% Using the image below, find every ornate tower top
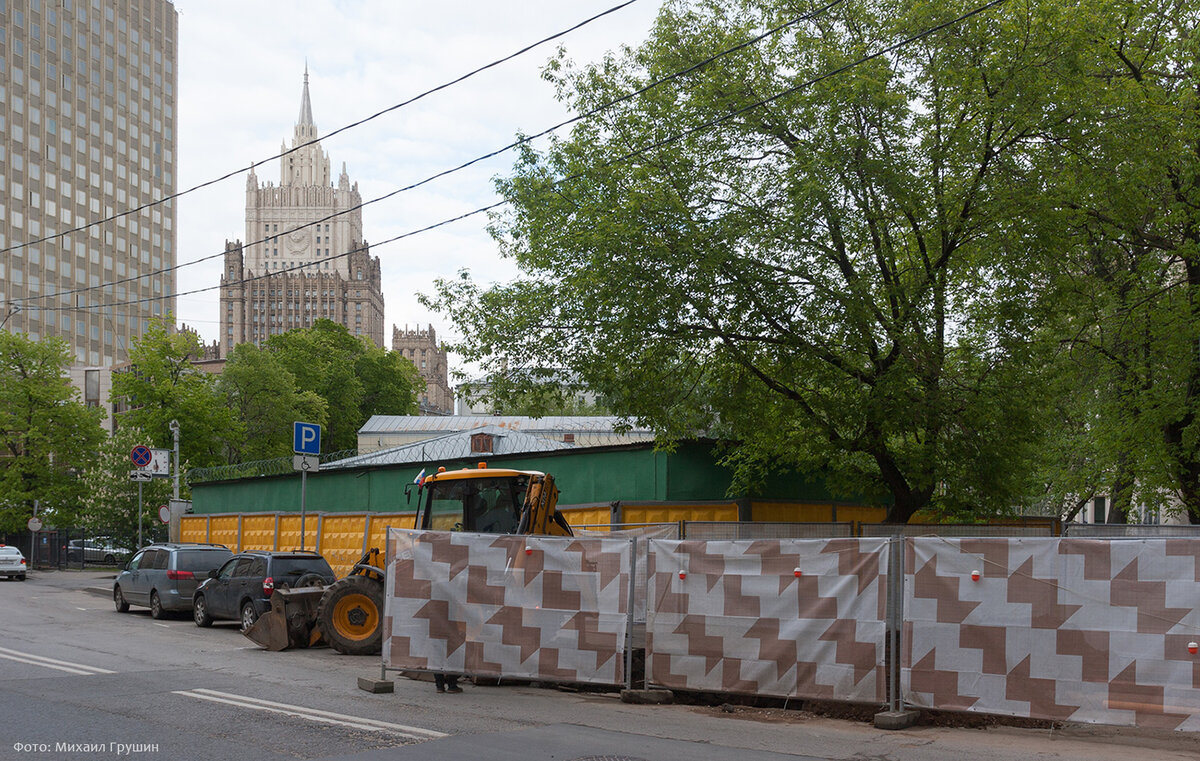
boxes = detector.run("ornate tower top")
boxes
[281,67,330,187]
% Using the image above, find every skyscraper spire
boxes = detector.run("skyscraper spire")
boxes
[298,63,315,128]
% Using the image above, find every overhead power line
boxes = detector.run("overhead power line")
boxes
[33,0,1009,314]
[17,0,845,309]
[0,0,644,258]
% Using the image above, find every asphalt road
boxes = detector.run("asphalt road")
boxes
[1,570,1197,761]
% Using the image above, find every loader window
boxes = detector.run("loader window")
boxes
[422,475,530,533]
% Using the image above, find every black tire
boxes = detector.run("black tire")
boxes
[17,575,26,581]
[193,595,213,627]
[294,573,327,588]
[103,554,116,565]
[114,586,130,613]
[240,601,258,632]
[316,575,384,656]
[150,591,165,619]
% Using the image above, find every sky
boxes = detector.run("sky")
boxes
[172,0,663,369]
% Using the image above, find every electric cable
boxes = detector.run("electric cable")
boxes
[15,0,845,308]
[33,0,1010,313]
[0,0,644,258]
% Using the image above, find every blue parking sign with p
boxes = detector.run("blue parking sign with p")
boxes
[293,422,321,455]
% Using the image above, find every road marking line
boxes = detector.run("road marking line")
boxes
[173,689,446,739]
[0,646,117,675]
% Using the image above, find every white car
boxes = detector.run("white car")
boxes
[0,546,28,581]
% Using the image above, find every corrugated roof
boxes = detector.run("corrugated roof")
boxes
[358,415,650,434]
[328,424,576,469]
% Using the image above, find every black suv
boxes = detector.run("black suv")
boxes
[192,550,336,630]
[114,543,233,618]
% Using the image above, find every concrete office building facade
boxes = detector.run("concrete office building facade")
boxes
[0,0,178,367]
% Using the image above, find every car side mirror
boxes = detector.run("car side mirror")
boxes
[208,569,218,579]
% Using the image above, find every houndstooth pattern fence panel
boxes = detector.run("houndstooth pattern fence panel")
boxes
[383,528,632,685]
[646,538,889,700]
[903,537,1200,730]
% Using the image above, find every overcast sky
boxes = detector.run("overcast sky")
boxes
[172,0,662,368]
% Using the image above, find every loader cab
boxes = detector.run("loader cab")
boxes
[414,468,534,534]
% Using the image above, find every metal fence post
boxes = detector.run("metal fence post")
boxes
[625,536,638,691]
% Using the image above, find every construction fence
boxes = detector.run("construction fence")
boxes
[381,531,1200,732]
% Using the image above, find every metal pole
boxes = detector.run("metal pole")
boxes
[169,419,180,501]
[625,536,638,690]
[299,466,308,551]
[30,500,37,570]
[137,481,144,549]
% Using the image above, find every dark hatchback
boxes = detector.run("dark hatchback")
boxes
[192,550,336,630]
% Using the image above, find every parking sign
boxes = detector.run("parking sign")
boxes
[293,422,321,455]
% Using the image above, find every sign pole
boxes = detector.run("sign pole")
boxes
[299,465,308,551]
[138,480,144,549]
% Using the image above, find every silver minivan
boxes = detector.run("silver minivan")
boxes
[114,543,232,618]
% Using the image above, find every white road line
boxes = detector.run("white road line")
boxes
[173,689,446,739]
[0,646,117,675]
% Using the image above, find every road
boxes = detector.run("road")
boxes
[1,571,1196,761]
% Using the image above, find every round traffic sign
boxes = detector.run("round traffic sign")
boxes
[158,505,171,524]
[130,445,152,467]
[27,517,43,532]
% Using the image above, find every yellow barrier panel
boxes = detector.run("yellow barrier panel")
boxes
[208,516,240,551]
[240,515,277,551]
[180,515,208,544]
[622,503,739,524]
[751,502,835,522]
[367,514,415,560]
[836,505,888,524]
[560,506,612,529]
[277,515,320,553]
[320,514,370,579]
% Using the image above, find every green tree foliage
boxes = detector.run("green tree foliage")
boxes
[81,425,172,550]
[112,319,238,469]
[0,332,104,532]
[430,0,1089,522]
[217,343,328,462]
[265,320,423,452]
[1034,0,1200,522]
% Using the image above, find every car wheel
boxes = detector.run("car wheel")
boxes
[104,554,116,565]
[193,596,213,627]
[114,586,130,613]
[17,574,26,581]
[240,601,258,631]
[294,573,327,588]
[150,591,165,619]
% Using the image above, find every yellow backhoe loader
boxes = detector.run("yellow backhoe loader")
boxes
[244,464,572,654]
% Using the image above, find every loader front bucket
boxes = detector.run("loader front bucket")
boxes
[243,587,327,651]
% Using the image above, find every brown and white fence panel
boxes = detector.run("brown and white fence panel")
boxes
[646,538,889,700]
[383,528,633,686]
[903,537,1200,730]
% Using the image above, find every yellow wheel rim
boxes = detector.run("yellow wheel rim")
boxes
[332,593,379,641]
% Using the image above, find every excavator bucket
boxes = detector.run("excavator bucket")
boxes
[243,587,326,651]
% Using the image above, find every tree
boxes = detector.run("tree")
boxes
[1034,0,1200,522]
[430,0,1086,522]
[266,320,422,452]
[81,424,172,549]
[112,319,238,469]
[0,332,104,532]
[217,343,328,463]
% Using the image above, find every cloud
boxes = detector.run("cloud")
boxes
[174,0,659,375]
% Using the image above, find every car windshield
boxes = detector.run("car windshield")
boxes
[176,550,232,572]
[272,558,332,577]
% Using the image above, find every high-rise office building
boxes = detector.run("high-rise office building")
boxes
[219,69,385,351]
[392,324,452,414]
[0,0,178,368]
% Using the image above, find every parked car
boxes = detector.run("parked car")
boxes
[67,538,130,565]
[114,543,233,619]
[0,545,27,581]
[192,550,335,630]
